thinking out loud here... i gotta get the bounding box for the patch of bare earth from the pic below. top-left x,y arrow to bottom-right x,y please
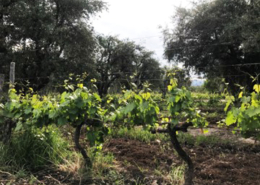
103,138 -> 181,184
104,137 -> 260,185
193,144 -> 260,185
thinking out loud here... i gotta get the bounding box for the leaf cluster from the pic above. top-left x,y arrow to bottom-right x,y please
0,83 -> 108,146
225,84 -> 260,139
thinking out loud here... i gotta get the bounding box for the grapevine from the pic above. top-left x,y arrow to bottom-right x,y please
225,84 -> 260,140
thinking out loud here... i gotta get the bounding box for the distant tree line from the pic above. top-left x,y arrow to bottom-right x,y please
0,0 -> 193,97
164,0 -> 260,94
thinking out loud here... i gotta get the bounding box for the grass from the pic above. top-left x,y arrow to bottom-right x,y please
0,125 -> 71,172
89,149 -> 115,177
111,127 -> 168,143
0,125 -> 76,184
167,165 -> 185,185
177,132 -> 232,147
0,124 -> 126,184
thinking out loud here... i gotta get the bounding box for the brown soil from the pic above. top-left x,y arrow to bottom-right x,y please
103,138 -> 260,185
103,138 -> 180,184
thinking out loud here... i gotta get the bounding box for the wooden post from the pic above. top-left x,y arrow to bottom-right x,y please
9,62 -> 15,88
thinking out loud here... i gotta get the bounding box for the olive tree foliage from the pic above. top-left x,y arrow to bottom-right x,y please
94,35 -> 163,97
0,0 -> 105,90
163,0 -> 260,94
203,77 -> 225,93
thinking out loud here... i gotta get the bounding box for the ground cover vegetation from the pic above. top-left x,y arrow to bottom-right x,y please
0,0 -> 260,184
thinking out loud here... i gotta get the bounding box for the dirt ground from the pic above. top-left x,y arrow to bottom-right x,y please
104,137 -> 260,185
0,128 -> 259,185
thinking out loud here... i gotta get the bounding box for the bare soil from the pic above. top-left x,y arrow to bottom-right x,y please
1,129 -> 260,185
104,137 -> 260,185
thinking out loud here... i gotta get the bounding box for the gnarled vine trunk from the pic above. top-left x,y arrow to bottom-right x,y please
168,124 -> 194,185
74,122 -> 92,167
0,120 -> 16,144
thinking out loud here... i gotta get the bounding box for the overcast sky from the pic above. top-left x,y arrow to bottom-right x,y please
91,0 -> 193,67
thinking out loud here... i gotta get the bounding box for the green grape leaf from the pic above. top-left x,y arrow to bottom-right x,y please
76,99 -> 84,108
253,84 -> 260,93
245,107 -> 260,117
49,110 -> 58,119
238,92 -> 243,98
226,111 -> 237,126
15,122 -> 23,131
57,117 -> 67,125
175,95 -> 181,103
224,100 -> 232,112
124,102 -> 136,114
86,131 -> 99,146
140,102 -> 149,111
24,108 -> 32,115
241,96 -> 250,104
68,108 -> 77,115
89,107 -> 97,115
93,93 -> 101,101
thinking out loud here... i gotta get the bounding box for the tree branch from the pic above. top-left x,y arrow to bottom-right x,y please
151,122 -> 192,134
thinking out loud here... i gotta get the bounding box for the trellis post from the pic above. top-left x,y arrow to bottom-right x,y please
9,62 -> 15,88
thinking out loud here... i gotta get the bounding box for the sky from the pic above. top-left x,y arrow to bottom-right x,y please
90,0 -> 204,85
91,0 -> 193,67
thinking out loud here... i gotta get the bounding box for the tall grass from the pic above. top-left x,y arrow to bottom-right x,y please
0,125 -> 71,172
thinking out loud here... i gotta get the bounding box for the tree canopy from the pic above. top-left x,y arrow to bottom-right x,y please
164,0 -> 260,93
94,35 -> 163,97
0,0 -> 105,90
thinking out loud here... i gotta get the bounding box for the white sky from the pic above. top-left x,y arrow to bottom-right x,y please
91,0 -> 193,67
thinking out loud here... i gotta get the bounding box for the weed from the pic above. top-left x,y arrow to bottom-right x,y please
177,132 -> 232,147
166,164 -> 185,185
0,125 -> 71,172
89,149 -> 114,177
111,127 -> 168,143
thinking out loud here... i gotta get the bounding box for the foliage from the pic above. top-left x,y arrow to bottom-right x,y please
105,74 -> 208,133
0,0 -> 105,90
0,126 -> 70,171
165,67 -> 191,88
0,82 -> 109,166
203,77 -> 225,93
225,84 -> 260,139
161,66 -> 191,97
94,35 -> 163,97
167,77 -> 208,129
164,0 -> 260,94
118,90 -> 160,129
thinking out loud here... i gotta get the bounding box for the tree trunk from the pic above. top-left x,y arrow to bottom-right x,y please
74,122 -> 92,167
168,124 -> 194,185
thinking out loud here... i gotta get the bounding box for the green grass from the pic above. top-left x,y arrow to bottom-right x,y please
177,132 -> 232,147
0,125 -> 71,172
89,149 -> 115,177
111,127 -> 168,143
167,165 -> 185,185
